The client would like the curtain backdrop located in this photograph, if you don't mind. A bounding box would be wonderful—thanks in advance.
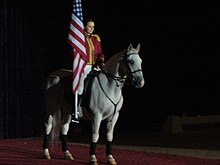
[0,0,51,138]
[1,0,40,138]
[0,0,72,138]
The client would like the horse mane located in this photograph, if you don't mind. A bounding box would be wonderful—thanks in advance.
[104,49,126,72]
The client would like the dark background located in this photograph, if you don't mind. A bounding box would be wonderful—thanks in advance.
[0,0,219,138]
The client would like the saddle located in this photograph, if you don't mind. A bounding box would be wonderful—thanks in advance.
[62,70,100,108]
[80,70,100,108]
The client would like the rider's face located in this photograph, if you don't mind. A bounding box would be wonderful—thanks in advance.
[84,21,95,34]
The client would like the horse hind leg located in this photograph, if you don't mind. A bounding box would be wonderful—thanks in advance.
[42,134,51,159]
[42,115,53,159]
[61,114,74,160]
[60,134,74,160]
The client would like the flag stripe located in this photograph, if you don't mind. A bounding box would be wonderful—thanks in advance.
[70,14,85,35]
[68,0,87,94]
[68,35,87,60]
[69,21,84,45]
[72,52,86,93]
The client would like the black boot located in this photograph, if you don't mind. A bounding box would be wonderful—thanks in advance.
[72,111,80,123]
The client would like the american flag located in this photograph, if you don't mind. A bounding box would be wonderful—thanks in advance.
[68,0,87,94]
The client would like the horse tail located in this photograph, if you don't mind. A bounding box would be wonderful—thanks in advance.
[51,107,62,143]
[44,69,73,144]
[45,75,60,90]
[45,69,72,90]
[44,73,62,143]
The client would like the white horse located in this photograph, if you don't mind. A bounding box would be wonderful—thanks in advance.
[42,43,145,165]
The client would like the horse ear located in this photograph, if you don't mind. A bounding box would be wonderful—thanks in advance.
[136,43,140,51]
[128,44,133,51]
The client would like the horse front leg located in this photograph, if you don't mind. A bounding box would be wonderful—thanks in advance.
[42,115,53,159]
[106,113,119,165]
[61,114,74,160]
[89,115,102,165]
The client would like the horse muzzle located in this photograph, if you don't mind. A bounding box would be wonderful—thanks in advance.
[132,77,145,88]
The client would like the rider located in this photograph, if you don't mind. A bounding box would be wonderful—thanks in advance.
[72,18,105,122]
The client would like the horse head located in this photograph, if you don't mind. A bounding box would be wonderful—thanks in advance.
[120,43,145,88]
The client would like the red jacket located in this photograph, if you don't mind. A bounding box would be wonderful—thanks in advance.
[84,32,105,65]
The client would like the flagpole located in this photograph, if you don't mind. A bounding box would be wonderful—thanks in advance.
[74,90,78,119]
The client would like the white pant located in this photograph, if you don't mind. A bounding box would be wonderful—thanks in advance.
[77,65,92,95]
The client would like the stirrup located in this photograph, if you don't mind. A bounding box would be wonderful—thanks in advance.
[71,113,80,123]
[72,118,79,123]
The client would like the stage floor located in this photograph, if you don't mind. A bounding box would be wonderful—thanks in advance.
[0,138,220,165]
[68,130,220,160]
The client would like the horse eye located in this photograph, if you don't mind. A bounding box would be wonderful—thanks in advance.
[128,60,134,65]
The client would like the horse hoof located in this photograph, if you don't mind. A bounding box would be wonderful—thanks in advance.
[107,159,117,165]
[64,150,74,160]
[42,154,51,160]
[64,154,74,160]
[89,160,99,165]
[42,149,51,159]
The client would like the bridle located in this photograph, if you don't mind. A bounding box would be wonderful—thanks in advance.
[121,52,143,86]
[99,51,142,86]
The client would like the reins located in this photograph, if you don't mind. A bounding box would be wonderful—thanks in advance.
[100,69,126,87]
